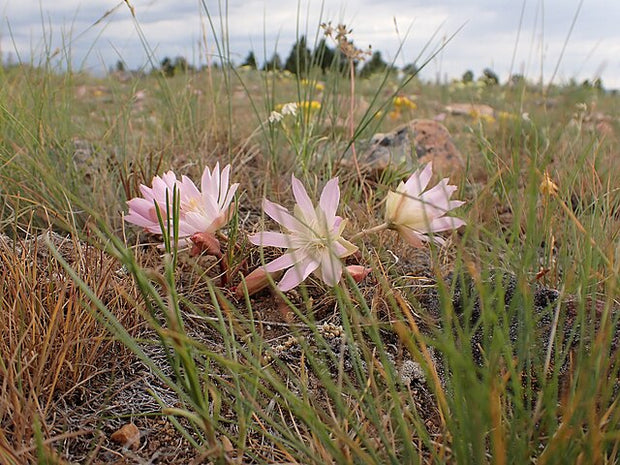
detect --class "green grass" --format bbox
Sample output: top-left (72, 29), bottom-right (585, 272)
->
top-left (0, 6), bottom-right (619, 464)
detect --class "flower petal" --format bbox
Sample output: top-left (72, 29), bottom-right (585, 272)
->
top-left (319, 177), bottom-right (340, 223)
top-left (419, 179), bottom-right (457, 212)
top-left (396, 227), bottom-right (427, 248)
top-left (248, 231), bottom-right (298, 248)
top-left (263, 198), bottom-right (305, 233)
top-left (277, 256), bottom-right (320, 291)
top-left (403, 163), bottom-right (433, 197)
top-left (219, 164), bottom-right (231, 202)
top-left (318, 251), bottom-right (343, 287)
top-left (179, 175), bottom-right (201, 202)
top-left (427, 216), bottom-right (466, 233)
top-left (291, 174), bottom-right (317, 224)
top-left (263, 250), bottom-right (306, 272)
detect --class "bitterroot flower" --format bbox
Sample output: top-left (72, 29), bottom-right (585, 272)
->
top-left (179, 163), bottom-right (239, 235)
top-left (249, 175), bottom-right (357, 292)
top-left (385, 162), bottom-right (465, 247)
top-left (125, 163), bottom-right (238, 244)
top-left (125, 170), bottom-right (195, 237)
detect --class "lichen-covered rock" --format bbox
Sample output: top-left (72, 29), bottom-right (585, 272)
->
top-left (352, 119), bottom-right (464, 177)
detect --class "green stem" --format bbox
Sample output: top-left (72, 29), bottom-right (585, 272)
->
top-left (349, 222), bottom-right (389, 241)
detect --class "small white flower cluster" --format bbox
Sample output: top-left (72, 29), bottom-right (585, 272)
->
top-left (268, 102), bottom-right (298, 124)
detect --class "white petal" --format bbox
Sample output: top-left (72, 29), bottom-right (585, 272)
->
top-left (419, 179), bottom-right (457, 212)
top-left (219, 164), bottom-right (231, 202)
top-left (248, 231), bottom-right (297, 248)
top-left (319, 177), bottom-right (340, 223)
top-left (427, 216), bottom-right (466, 233)
top-left (291, 174), bottom-right (317, 224)
top-left (264, 250), bottom-right (306, 272)
top-left (403, 163), bottom-right (432, 197)
top-left (220, 182), bottom-right (239, 211)
top-left (277, 256), bottom-right (320, 291)
top-left (318, 251), bottom-right (343, 287)
top-left (263, 199), bottom-right (305, 233)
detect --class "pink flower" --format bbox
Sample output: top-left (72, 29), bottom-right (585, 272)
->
top-left (125, 170), bottom-right (193, 236)
top-left (385, 162), bottom-right (465, 247)
top-left (125, 163), bottom-right (238, 241)
top-left (178, 163), bottom-right (239, 235)
top-left (249, 175), bottom-right (357, 292)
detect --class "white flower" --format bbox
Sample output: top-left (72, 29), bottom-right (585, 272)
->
top-left (281, 102), bottom-right (298, 116)
top-left (268, 111), bottom-right (284, 124)
top-left (180, 163), bottom-right (239, 234)
top-left (385, 162), bottom-right (466, 247)
top-left (249, 175), bottom-right (357, 291)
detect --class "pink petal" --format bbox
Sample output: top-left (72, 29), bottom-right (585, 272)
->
top-left (263, 198), bottom-right (305, 233)
top-left (345, 265), bottom-right (372, 283)
top-left (219, 164), bottom-right (231, 202)
top-left (318, 251), bottom-right (343, 287)
top-left (200, 192), bottom-right (222, 220)
top-left (263, 251), bottom-right (304, 272)
top-left (183, 211), bottom-right (212, 233)
top-left (127, 197), bottom-right (157, 219)
top-left (161, 171), bottom-right (178, 190)
top-left (420, 179), bottom-right (457, 212)
top-left (201, 164), bottom-right (217, 201)
top-left (179, 175), bottom-right (201, 202)
top-left (319, 177), bottom-right (340, 223)
top-left (220, 183), bottom-right (239, 211)
top-left (139, 184), bottom-right (155, 201)
top-left (277, 256), bottom-right (320, 291)
top-left (403, 163), bottom-right (432, 197)
top-left (291, 174), bottom-right (317, 224)
top-left (427, 216), bottom-right (466, 233)
top-left (397, 227), bottom-right (427, 248)
top-left (248, 231), bottom-right (297, 248)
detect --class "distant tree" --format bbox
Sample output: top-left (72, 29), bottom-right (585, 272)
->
top-left (241, 51), bottom-right (257, 69)
top-left (402, 62), bottom-right (418, 76)
top-left (284, 36), bottom-right (312, 76)
top-left (160, 57), bottom-right (175, 77)
top-left (312, 38), bottom-right (335, 73)
top-left (158, 55), bottom-right (193, 77)
top-left (115, 60), bottom-right (126, 73)
top-left (481, 67), bottom-right (499, 85)
top-left (359, 51), bottom-right (388, 78)
top-left (462, 70), bottom-right (474, 83)
top-left (173, 56), bottom-right (192, 73)
top-left (262, 53), bottom-right (283, 71)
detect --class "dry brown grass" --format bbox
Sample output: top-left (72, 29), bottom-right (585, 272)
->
top-left (0, 231), bottom-right (142, 463)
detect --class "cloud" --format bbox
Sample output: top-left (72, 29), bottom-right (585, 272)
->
top-left (1, 0), bottom-right (619, 88)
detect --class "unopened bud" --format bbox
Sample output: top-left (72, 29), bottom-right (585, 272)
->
top-left (190, 232), bottom-right (222, 257)
top-left (346, 265), bottom-right (372, 283)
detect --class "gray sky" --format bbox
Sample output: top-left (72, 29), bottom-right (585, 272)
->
top-left (1, 0), bottom-right (619, 88)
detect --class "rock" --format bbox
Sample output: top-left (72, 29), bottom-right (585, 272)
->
top-left (352, 119), bottom-right (464, 177)
top-left (110, 423), bottom-right (140, 450)
top-left (445, 103), bottom-right (495, 118)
